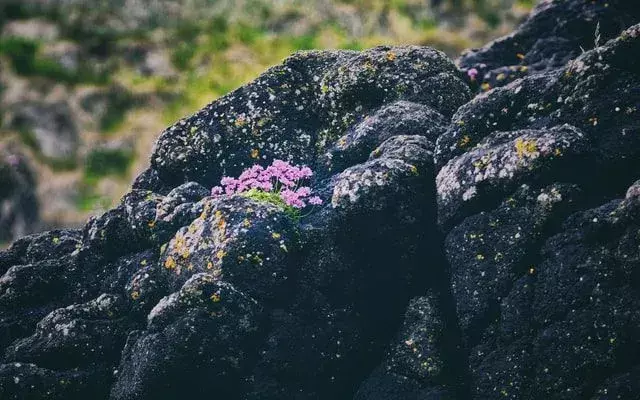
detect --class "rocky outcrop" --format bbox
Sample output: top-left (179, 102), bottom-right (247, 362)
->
top-left (1, 45), bottom-right (469, 399)
top-left (0, 144), bottom-right (39, 243)
top-left (459, 0), bottom-right (640, 91)
top-left (1, 1), bottom-right (640, 399)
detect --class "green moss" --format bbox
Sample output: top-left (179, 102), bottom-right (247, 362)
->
top-left (235, 23), bottom-right (263, 45)
top-left (290, 34), bottom-right (317, 50)
top-left (84, 147), bottom-right (134, 179)
top-left (241, 189), bottom-right (300, 221)
top-left (171, 42), bottom-right (197, 70)
top-left (0, 37), bottom-right (108, 84)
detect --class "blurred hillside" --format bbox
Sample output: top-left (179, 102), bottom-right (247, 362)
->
top-left (0, 0), bottom-right (534, 243)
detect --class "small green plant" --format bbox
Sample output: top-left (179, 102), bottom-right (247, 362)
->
top-left (241, 188), bottom-right (301, 220)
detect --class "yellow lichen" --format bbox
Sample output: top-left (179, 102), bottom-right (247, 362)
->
top-left (165, 256), bottom-right (177, 270)
top-left (514, 138), bottom-right (538, 158)
top-left (386, 51), bottom-right (397, 61)
top-left (131, 291), bottom-right (140, 300)
top-left (272, 232), bottom-right (281, 239)
top-left (458, 135), bottom-right (472, 148)
top-left (210, 293), bottom-right (221, 302)
top-left (234, 116), bottom-right (247, 127)
top-left (250, 148), bottom-right (260, 159)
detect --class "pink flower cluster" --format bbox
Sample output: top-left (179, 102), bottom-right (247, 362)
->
top-left (467, 68), bottom-right (479, 81)
top-left (211, 160), bottom-right (323, 208)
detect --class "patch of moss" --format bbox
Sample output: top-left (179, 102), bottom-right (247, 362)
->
top-left (235, 23), bottom-right (263, 45)
top-left (290, 34), bottom-right (317, 50)
top-left (241, 189), bottom-right (301, 221)
top-left (171, 42), bottom-right (197, 70)
top-left (84, 147), bottom-right (134, 179)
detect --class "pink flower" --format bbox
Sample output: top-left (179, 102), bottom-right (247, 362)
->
top-left (467, 68), bottom-right (479, 81)
top-left (296, 187), bottom-right (312, 197)
top-left (211, 160), bottom-right (322, 211)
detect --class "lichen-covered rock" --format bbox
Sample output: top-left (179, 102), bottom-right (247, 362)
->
top-left (0, 36), bottom-right (463, 398)
top-left (355, 293), bottom-right (449, 399)
top-left (111, 275), bottom-right (264, 400)
top-left (436, 124), bottom-right (589, 228)
top-left (458, 0), bottom-right (640, 91)
top-left (157, 197), bottom-right (299, 304)
top-left (151, 46), bottom-right (469, 186)
top-left (322, 101), bottom-right (445, 174)
top-left (438, 23), bottom-right (640, 172)
top-left (4, 294), bottom-right (131, 369)
top-left (431, 20), bottom-right (640, 400)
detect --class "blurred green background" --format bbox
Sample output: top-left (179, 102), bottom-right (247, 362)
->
top-left (0, 0), bottom-right (535, 243)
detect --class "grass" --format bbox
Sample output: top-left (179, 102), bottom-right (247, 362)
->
top-left (241, 189), bottom-right (301, 221)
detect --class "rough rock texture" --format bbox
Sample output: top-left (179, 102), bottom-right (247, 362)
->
top-left (458, 0), bottom-right (640, 91)
top-left (2, 1), bottom-right (640, 399)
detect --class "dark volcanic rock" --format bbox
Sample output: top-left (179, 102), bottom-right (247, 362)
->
top-left (151, 46), bottom-right (469, 186)
top-left (1, 43), bottom-right (464, 399)
top-left (2, 2), bottom-right (640, 399)
top-left (458, 0), bottom-right (640, 91)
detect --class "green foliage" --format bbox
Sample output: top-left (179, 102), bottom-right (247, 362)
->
top-left (84, 147), bottom-right (134, 179)
top-left (0, 37), bottom-right (108, 84)
top-left (241, 189), bottom-right (301, 221)
top-left (0, 37), bottom-right (38, 71)
top-left (290, 34), bottom-right (317, 50)
top-left (171, 42), bottom-right (196, 70)
top-left (235, 23), bottom-right (263, 45)
top-left (100, 92), bottom-right (134, 133)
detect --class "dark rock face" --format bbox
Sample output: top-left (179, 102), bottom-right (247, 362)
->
top-left (0, 145), bottom-right (39, 243)
top-left (2, 2), bottom-right (640, 399)
top-left (458, 0), bottom-right (640, 91)
top-left (7, 101), bottom-right (79, 161)
top-left (1, 45), bottom-right (466, 399)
